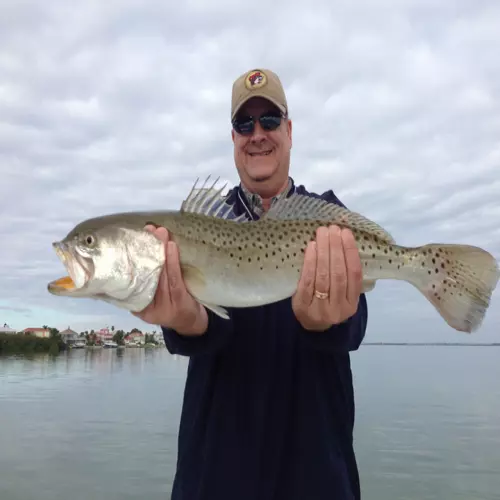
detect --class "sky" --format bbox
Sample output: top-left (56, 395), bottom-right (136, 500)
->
top-left (0, 0), bottom-right (499, 343)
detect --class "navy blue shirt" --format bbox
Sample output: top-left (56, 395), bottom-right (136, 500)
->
top-left (163, 179), bottom-right (368, 500)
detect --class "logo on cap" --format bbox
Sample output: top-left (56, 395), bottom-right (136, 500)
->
top-left (245, 70), bottom-right (267, 90)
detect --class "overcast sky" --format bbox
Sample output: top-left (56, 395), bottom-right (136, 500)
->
top-left (1, 0), bottom-right (499, 343)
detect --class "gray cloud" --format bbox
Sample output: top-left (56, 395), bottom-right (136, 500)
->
top-left (1, 0), bottom-right (499, 340)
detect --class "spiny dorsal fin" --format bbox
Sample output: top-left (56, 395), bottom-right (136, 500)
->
top-left (180, 176), bottom-right (248, 222)
top-left (262, 191), bottom-right (396, 243)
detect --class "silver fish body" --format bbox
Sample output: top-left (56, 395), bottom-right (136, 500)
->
top-left (48, 179), bottom-right (500, 333)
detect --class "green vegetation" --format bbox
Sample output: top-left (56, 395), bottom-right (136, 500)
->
top-left (0, 324), bottom-right (164, 356)
top-left (144, 333), bottom-right (159, 345)
top-left (0, 328), bottom-right (67, 356)
top-left (112, 330), bottom-right (125, 346)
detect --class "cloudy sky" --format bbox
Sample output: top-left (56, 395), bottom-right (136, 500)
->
top-left (1, 0), bottom-right (499, 343)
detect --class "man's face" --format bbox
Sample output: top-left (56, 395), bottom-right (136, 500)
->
top-left (231, 97), bottom-right (292, 185)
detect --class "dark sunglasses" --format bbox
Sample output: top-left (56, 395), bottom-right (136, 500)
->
top-left (232, 113), bottom-right (284, 135)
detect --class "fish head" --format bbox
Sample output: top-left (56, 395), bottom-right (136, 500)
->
top-left (48, 223), bottom-right (165, 311)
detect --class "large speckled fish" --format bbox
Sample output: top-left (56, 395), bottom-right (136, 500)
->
top-left (48, 177), bottom-right (499, 333)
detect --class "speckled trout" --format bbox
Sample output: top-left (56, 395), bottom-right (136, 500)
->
top-left (48, 178), bottom-right (499, 333)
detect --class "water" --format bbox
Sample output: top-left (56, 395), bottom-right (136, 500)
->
top-left (0, 346), bottom-right (499, 500)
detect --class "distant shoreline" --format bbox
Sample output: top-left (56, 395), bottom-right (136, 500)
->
top-left (363, 342), bottom-right (500, 346)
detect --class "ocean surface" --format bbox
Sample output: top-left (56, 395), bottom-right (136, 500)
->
top-left (0, 345), bottom-right (499, 500)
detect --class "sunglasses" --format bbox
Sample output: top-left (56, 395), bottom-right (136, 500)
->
top-left (232, 112), bottom-right (284, 135)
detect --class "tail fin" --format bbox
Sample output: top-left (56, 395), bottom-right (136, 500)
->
top-left (409, 244), bottom-right (499, 333)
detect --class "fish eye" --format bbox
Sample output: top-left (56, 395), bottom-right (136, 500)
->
top-left (84, 234), bottom-right (95, 246)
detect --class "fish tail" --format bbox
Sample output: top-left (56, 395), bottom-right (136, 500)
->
top-left (407, 244), bottom-right (499, 333)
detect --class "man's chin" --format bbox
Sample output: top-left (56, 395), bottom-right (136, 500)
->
top-left (244, 163), bottom-right (276, 183)
top-left (251, 173), bottom-right (274, 183)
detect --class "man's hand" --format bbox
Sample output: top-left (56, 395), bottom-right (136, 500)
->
top-left (133, 225), bottom-right (208, 336)
top-left (292, 225), bottom-right (363, 332)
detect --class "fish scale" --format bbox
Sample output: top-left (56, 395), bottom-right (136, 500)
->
top-left (47, 177), bottom-right (499, 334)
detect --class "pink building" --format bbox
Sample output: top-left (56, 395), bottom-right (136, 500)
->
top-left (97, 328), bottom-right (114, 342)
top-left (23, 328), bottom-right (50, 338)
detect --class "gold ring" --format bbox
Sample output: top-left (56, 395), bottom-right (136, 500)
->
top-left (314, 290), bottom-right (329, 300)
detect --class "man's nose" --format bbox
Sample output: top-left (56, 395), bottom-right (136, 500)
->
top-left (250, 120), bottom-right (267, 142)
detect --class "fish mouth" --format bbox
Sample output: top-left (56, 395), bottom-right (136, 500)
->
top-left (48, 241), bottom-right (94, 295)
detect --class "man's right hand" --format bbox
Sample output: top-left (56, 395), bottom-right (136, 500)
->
top-left (133, 225), bottom-right (209, 336)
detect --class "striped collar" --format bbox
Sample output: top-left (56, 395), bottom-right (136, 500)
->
top-left (239, 177), bottom-right (293, 218)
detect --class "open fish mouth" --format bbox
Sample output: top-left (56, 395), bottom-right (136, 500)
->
top-left (48, 242), bottom-right (94, 294)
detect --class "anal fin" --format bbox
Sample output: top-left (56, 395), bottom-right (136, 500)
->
top-left (198, 300), bottom-right (230, 320)
top-left (362, 279), bottom-right (377, 293)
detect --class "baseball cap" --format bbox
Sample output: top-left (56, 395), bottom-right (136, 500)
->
top-left (231, 68), bottom-right (288, 120)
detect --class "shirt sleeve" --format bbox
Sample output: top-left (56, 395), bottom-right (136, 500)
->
top-left (297, 293), bottom-right (368, 353)
top-left (162, 308), bottom-right (234, 357)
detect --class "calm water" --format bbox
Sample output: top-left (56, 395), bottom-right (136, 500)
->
top-left (0, 346), bottom-right (499, 500)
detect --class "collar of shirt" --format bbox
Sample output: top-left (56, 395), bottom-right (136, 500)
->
top-left (239, 177), bottom-right (293, 218)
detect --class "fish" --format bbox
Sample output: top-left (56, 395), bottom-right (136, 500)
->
top-left (47, 177), bottom-right (500, 333)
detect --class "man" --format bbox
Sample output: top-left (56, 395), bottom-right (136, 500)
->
top-left (136, 68), bottom-right (368, 500)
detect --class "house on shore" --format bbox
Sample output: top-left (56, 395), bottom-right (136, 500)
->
top-left (60, 327), bottom-right (85, 347)
top-left (0, 323), bottom-right (16, 334)
top-left (22, 327), bottom-right (50, 338)
top-left (124, 331), bottom-right (145, 346)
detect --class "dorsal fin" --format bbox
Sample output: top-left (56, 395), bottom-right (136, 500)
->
top-left (262, 191), bottom-right (395, 243)
top-left (180, 176), bottom-right (248, 222)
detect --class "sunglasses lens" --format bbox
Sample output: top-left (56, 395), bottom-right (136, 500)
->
top-left (259, 115), bottom-right (281, 130)
top-left (232, 114), bottom-right (283, 134)
top-left (233, 117), bottom-right (254, 134)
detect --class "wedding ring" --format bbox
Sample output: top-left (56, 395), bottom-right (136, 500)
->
top-left (314, 290), bottom-right (329, 300)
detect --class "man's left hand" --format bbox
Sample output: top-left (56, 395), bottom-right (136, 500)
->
top-left (292, 225), bottom-right (363, 332)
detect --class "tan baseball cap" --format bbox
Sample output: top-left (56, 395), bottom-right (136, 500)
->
top-left (231, 68), bottom-right (288, 120)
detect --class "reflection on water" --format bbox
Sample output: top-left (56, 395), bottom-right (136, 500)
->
top-left (0, 346), bottom-right (499, 500)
